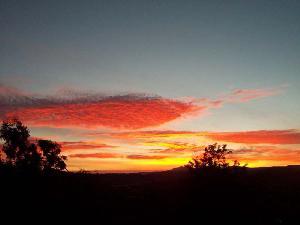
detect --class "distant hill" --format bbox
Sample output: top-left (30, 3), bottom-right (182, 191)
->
top-left (2, 164), bottom-right (300, 224)
top-left (169, 164), bottom-right (300, 173)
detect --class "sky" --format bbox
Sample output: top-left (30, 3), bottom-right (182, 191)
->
top-left (1, 0), bottom-right (300, 171)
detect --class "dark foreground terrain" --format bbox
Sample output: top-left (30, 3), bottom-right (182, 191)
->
top-left (2, 166), bottom-right (300, 225)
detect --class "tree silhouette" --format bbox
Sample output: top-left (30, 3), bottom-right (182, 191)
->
top-left (0, 119), bottom-right (34, 168)
top-left (0, 119), bottom-right (29, 162)
top-left (0, 119), bottom-right (67, 173)
top-left (185, 143), bottom-right (238, 172)
top-left (38, 140), bottom-right (67, 172)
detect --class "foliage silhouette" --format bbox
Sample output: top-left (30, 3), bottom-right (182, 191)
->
top-left (185, 143), bottom-right (244, 173)
top-left (0, 119), bottom-right (67, 173)
top-left (38, 140), bottom-right (67, 172)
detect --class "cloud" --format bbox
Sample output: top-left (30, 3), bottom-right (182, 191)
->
top-left (59, 141), bottom-right (116, 151)
top-left (2, 87), bottom-right (202, 129)
top-left (69, 153), bottom-right (123, 159)
top-left (126, 155), bottom-right (169, 160)
top-left (0, 83), bottom-right (32, 97)
top-left (109, 129), bottom-right (300, 145)
top-left (226, 87), bottom-right (283, 103)
top-left (207, 130), bottom-right (300, 144)
top-left (0, 84), bottom-right (35, 117)
top-left (6, 97), bottom-right (201, 129)
top-left (0, 84), bottom-right (283, 130)
top-left (69, 152), bottom-right (170, 160)
top-left (234, 145), bottom-right (299, 155)
top-left (107, 130), bottom-right (203, 140)
top-left (145, 141), bottom-right (203, 153)
top-left (188, 86), bottom-right (283, 109)
top-left (229, 145), bottom-right (300, 165)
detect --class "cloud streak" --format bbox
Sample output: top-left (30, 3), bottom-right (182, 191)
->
top-left (145, 141), bottom-right (203, 153)
top-left (59, 141), bottom-right (116, 151)
top-left (226, 87), bottom-right (283, 103)
top-left (126, 155), bottom-right (169, 160)
top-left (108, 129), bottom-right (300, 145)
top-left (229, 145), bottom-right (300, 166)
top-left (69, 153), bottom-right (123, 159)
top-left (207, 130), bottom-right (300, 144)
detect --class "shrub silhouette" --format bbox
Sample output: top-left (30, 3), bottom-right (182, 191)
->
top-left (0, 119), bottom-right (67, 173)
top-left (185, 143), bottom-right (243, 172)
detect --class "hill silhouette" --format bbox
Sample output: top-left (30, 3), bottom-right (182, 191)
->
top-left (2, 166), bottom-right (300, 225)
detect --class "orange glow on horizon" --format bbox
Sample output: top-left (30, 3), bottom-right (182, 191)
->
top-left (59, 129), bottom-right (300, 171)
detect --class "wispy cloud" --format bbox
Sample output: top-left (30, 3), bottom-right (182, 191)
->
top-left (206, 130), bottom-right (300, 144)
top-left (107, 129), bottom-right (300, 145)
top-left (145, 141), bottom-right (203, 153)
top-left (59, 141), bottom-right (117, 151)
top-left (225, 87), bottom-right (283, 103)
top-left (230, 145), bottom-right (300, 166)
top-left (69, 153), bottom-right (123, 159)
top-left (126, 154), bottom-right (170, 160)
top-left (0, 84), bottom-right (23, 96)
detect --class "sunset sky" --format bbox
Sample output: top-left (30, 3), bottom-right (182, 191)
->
top-left (1, 0), bottom-right (300, 171)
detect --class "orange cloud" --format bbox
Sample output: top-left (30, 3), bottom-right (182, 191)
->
top-left (69, 153), bottom-right (123, 159)
top-left (127, 155), bottom-right (169, 160)
top-left (229, 145), bottom-right (300, 167)
top-left (207, 130), bottom-right (300, 144)
top-left (107, 130), bottom-right (203, 140)
top-left (109, 129), bottom-right (300, 145)
top-left (59, 141), bottom-right (116, 151)
top-left (145, 141), bottom-right (203, 153)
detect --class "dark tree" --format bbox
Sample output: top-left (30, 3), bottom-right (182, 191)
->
top-left (38, 140), bottom-right (67, 172)
top-left (0, 119), bottom-right (67, 173)
top-left (185, 143), bottom-right (235, 172)
top-left (0, 119), bottom-right (36, 169)
top-left (0, 119), bottom-right (30, 162)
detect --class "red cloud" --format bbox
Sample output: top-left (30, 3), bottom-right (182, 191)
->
top-left (1, 85), bottom-right (284, 130)
top-left (6, 96), bottom-right (202, 129)
top-left (69, 153), bottom-right (123, 159)
top-left (207, 130), bottom-right (300, 144)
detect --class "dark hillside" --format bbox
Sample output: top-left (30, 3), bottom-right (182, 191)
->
top-left (1, 167), bottom-right (300, 225)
